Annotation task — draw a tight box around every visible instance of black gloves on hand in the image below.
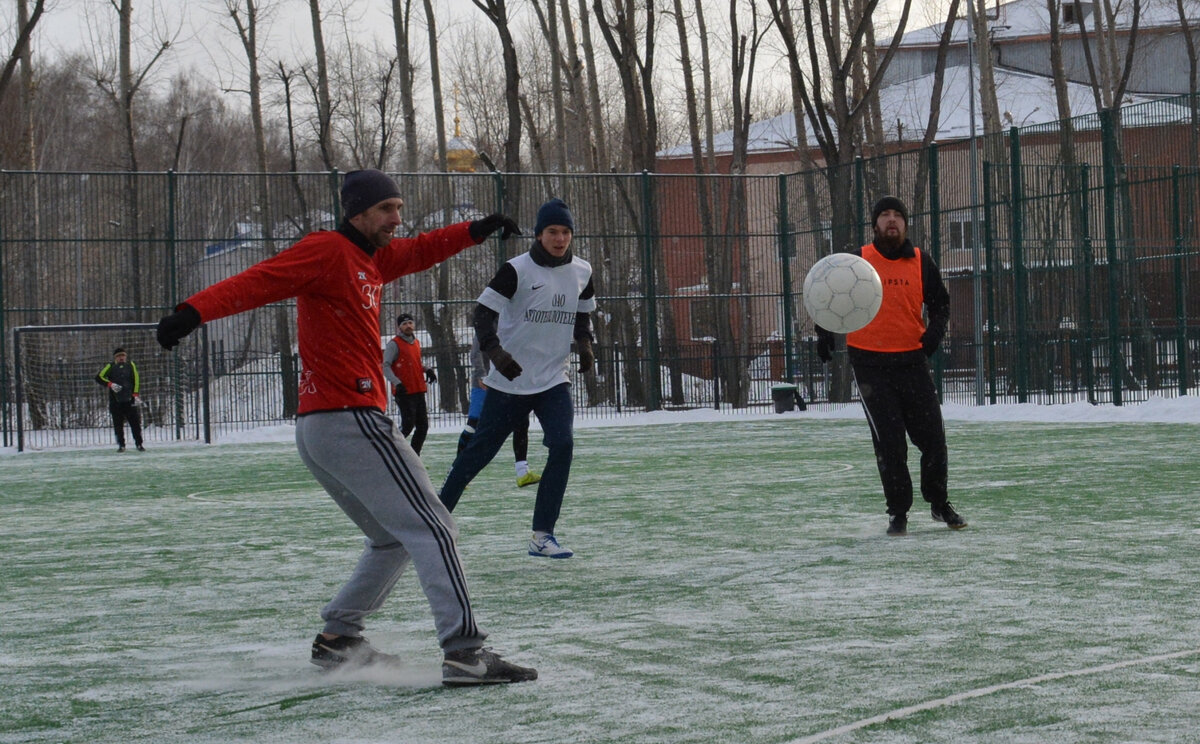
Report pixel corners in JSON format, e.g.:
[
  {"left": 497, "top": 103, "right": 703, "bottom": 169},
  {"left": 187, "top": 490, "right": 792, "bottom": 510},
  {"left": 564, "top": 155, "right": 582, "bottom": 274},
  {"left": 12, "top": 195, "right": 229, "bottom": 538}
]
[
  {"left": 424, "top": 368, "right": 437, "bottom": 384},
  {"left": 577, "top": 337, "right": 594, "bottom": 374},
  {"left": 816, "top": 328, "right": 834, "bottom": 363},
  {"left": 921, "top": 319, "right": 945, "bottom": 357},
  {"left": 485, "top": 346, "right": 523, "bottom": 381},
  {"left": 920, "top": 333, "right": 939, "bottom": 358},
  {"left": 468, "top": 213, "right": 521, "bottom": 243},
  {"left": 156, "top": 304, "right": 202, "bottom": 350},
  {"left": 394, "top": 382, "right": 407, "bottom": 396}
]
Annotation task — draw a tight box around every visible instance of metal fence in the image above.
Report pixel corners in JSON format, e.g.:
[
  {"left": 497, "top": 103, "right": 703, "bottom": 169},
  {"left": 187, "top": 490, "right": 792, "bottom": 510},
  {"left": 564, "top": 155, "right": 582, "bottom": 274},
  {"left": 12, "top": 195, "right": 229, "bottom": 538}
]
[{"left": 3, "top": 96, "right": 1198, "bottom": 449}]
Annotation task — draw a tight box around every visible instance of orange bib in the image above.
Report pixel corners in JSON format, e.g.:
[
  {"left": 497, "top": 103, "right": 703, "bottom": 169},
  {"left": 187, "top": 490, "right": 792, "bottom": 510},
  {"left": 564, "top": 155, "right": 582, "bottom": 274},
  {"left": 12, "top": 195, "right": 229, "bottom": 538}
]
[{"left": 846, "top": 244, "right": 925, "bottom": 352}]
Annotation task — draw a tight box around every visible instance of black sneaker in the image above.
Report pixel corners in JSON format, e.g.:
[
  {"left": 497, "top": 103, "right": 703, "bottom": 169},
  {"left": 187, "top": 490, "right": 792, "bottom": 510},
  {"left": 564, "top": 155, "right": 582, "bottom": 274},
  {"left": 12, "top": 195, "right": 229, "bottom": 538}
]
[
  {"left": 887, "top": 514, "right": 908, "bottom": 536},
  {"left": 442, "top": 647, "right": 538, "bottom": 687},
  {"left": 310, "top": 634, "right": 400, "bottom": 670},
  {"left": 931, "top": 501, "right": 968, "bottom": 530},
  {"left": 136, "top": 444, "right": 146, "bottom": 452},
  {"left": 117, "top": 446, "right": 125, "bottom": 453}
]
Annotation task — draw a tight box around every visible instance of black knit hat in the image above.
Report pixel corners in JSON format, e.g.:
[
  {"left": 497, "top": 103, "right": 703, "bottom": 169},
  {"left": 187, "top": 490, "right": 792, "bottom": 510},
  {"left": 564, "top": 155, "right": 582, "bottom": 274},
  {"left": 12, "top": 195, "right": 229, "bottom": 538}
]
[
  {"left": 396, "top": 313, "right": 414, "bottom": 326},
  {"left": 341, "top": 169, "right": 402, "bottom": 219},
  {"left": 871, "top": 195, "right": 908, "bottom": 226},
  {"left": 113, "top": 347, "right": 126, "bottom": 356},
  {"left": 534, "top": 198, "right": 575, "bottom": 235}
]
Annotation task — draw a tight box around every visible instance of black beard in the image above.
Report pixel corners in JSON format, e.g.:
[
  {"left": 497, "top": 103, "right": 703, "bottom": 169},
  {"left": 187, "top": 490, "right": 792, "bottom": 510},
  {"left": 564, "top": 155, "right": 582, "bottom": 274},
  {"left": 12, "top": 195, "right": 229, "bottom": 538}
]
[{"left": 873, "top": 228, "right": 905, "bottom": 254}]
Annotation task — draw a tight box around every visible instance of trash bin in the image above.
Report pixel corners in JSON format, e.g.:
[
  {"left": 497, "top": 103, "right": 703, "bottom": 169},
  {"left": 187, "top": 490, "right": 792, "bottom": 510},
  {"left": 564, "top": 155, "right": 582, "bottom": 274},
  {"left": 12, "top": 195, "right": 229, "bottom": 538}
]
[{"left": 771, "top": 383, "right": 799, "bottom": 413}]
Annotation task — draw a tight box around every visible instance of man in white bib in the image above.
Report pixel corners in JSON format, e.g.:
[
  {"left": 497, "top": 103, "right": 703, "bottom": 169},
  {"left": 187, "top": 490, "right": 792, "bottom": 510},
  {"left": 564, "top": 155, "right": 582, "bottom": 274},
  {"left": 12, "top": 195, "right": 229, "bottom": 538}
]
[{"left": 438, "top": 198, "right": 597, "bottom": 558}]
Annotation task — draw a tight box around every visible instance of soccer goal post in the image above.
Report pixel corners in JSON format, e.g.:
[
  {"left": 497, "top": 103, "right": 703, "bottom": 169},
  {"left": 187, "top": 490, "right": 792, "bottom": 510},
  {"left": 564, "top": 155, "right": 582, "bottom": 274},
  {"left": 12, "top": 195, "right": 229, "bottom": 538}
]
[{"left": 13, "top": 323, "right": 209, "bottom": 452}]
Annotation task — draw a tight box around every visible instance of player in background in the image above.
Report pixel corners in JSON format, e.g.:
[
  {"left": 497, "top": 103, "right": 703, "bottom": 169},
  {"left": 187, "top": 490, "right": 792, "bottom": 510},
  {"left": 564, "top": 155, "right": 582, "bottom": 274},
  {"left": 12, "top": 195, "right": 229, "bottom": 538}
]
[
  {"left": 155, "top": 169, "right": 537, "bottom": 686},
  {"left": 458, "top": 335, "right": 542, "bottom": 488},
  {"left": 383, "top": 312, "right": 436, "bottom": 455},
  {"left": 439, "top": 198, "right": 596, "bottom": 559},
  {"left": 95, "top": 347, "right": 145, "bottom": 452},
  {"left": 815, "top": 196, "right": 965, "bottom": 536}
]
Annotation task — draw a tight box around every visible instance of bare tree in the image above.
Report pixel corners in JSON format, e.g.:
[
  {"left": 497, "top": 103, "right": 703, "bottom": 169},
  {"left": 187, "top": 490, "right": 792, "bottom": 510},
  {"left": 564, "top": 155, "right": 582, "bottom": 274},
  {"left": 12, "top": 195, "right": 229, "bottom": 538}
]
[
  {"left": 472, "top": 0, "right": 523, "bottom": 190},
  {"left": 1074, "top": 0, "right": 1150, "bottom": 390},
  {"left": 306, "top": 0, "right": 336, "bottom": 169},
  {"left": 0, "top": 0, "right": 44, "bottom": 101},
  {"left": 87, "top": 0, "right": 177, "bottom": 318},
  {"left": 223, "top": 0, "right": 299, "bottom": 416},
  {"left": 767, "top": 0, "right": 912, "bottom": 400},
  {"left": 910, "top": 0, "right": 961, "bottom": 221},
  {"left": 424, "top": 0, "right": 448, "bottom": 172},
  {"left": 392, "top": 0, "right": 420, "bottom": 171},
  {"left": 593, "top": 0, "right": 658, "bottom": 172}
]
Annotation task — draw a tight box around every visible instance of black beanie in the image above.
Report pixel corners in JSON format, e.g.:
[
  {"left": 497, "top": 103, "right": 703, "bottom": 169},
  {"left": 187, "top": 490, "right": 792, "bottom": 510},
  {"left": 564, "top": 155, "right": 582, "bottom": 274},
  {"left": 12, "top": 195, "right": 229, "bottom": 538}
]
[
  {"left": 534, "top": 198, "right": 575, "bottom": 235},
  {"left": 871, "top": 195, "right": 908, "bottom": 226},
  {"left": 396, "top": 312, "right": 414, "bottom": 326},
  {"left": 113, "top": 347, "right": 126, "bottom": 356},
  {"left": 341, "top": 169, "right": 402, "bottom": 219}
]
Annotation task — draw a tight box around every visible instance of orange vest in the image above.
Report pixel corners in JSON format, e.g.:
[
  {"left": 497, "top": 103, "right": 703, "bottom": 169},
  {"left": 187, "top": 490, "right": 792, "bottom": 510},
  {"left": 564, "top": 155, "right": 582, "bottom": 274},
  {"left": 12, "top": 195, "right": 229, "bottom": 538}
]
[
  {"left": 846, "top": 244, "right": 926, "bottom": 353},
  {"left": 389, "top": 335, "right": 428, "bottom": 394}
]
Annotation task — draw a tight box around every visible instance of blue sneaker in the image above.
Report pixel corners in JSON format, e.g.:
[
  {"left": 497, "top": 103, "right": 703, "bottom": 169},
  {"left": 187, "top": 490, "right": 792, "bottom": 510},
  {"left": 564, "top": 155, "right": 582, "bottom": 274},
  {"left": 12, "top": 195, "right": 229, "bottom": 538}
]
[{"left": 528, "top": 533, "right": 573, "bottom": 558}]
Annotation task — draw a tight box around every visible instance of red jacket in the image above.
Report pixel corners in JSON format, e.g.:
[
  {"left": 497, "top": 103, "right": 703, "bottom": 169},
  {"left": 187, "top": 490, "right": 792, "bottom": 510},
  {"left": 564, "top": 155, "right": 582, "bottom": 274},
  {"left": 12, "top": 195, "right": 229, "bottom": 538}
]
[{"left": 185, "top": 222, "right": 476, "bottom": 414}]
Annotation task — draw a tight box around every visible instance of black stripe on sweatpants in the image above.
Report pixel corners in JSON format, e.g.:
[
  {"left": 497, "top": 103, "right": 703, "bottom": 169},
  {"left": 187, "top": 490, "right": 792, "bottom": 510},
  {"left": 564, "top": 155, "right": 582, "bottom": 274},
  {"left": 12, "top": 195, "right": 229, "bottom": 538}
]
[{"left": 352, "top": 408, "right": 478, "bottom": 638}]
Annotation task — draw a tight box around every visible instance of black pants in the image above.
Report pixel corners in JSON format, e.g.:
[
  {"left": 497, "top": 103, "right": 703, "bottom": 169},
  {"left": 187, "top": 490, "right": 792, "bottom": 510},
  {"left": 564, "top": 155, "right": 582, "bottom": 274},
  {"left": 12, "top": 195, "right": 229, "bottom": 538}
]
[
  {"left": 853, "top": 361, "right": 948, "bottom": 517},
  {"left": 394, "top": 391, "right": 429, "bottom": 454},
  {"left": 110, "top": 401, "right": 143, "bottom": 448}
]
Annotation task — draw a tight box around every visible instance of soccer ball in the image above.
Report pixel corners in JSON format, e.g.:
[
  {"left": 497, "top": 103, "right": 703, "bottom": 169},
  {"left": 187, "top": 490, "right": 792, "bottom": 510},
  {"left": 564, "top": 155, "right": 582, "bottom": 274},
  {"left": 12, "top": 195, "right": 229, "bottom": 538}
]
[{"left": 802, "top": 253, "right": 883, "bottom": 333}]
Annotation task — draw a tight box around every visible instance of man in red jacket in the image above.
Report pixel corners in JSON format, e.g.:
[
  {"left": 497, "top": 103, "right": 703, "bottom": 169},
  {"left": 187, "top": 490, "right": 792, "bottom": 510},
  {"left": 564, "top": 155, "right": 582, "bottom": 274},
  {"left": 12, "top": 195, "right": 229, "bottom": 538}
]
[{"left": 155, "top": 169, "right": 536, "bottom": 686}]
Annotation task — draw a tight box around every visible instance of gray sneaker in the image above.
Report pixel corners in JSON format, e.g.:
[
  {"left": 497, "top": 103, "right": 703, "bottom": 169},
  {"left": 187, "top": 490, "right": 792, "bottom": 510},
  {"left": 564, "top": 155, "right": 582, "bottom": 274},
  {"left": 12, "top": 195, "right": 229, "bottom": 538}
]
[{"left": 442, "top": 647, "right": 538, "bottom": 687}]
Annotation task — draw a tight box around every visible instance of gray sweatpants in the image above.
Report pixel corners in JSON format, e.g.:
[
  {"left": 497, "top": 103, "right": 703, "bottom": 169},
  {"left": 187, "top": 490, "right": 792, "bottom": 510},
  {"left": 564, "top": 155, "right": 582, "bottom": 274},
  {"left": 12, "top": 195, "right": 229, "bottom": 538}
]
[{"left": 295, "top": 408, "right": 485, "bottom": 652}]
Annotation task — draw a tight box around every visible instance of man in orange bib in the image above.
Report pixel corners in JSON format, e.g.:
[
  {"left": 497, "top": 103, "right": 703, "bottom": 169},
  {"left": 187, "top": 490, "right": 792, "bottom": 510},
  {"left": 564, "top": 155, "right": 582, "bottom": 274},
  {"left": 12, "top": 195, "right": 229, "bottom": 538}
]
[{"left": 816, "top": 196, "right": 966, "bottom": 536}]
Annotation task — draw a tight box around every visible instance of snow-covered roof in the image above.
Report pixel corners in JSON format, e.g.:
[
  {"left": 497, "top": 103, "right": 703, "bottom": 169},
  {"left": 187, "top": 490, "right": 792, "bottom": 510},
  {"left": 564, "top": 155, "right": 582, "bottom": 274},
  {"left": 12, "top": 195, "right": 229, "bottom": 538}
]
[
  {"left": 657, "top": 63, "right": 1182, "bottom": 159},
  {"left": 899, "top": 0, "right": 1200, "bottom": 47}
]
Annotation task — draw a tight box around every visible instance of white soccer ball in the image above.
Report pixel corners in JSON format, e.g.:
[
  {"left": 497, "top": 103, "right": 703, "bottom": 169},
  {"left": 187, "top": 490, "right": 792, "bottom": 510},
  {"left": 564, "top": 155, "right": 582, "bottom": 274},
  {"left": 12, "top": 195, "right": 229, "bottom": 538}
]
[{"left": 802, "top": 253, "right": 884, "bottom": 334}]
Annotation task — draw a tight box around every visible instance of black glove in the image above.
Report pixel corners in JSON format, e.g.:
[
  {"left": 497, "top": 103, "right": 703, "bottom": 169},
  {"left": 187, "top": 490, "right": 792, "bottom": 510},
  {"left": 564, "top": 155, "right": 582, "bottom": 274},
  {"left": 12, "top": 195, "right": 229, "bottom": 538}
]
[
  {"left": 816, "top": 328, "right": 834, "bottom": 363},
  {"left": 485, "top": 346, "right": 522, "bottom": 381},
  {"left": 424, "top": 367, "right": 437, "bottom": 383},
  {"left": 921, "top": 320, "right": 945, "bottom": 357},
  {"left": 156, "top": 304, "right": 202, "bottom": 350},
  {"left": 394, "top": 382, "right": 407, "bottom": 396},
  {"left": 577, "top": 337, "right": 594, "bottom": 374},
  {"left": 469, "top": 213, "right": 521, "bottom": 242},
  {"left": 920, "top": 333, "right": 939, "bottom": 358}
]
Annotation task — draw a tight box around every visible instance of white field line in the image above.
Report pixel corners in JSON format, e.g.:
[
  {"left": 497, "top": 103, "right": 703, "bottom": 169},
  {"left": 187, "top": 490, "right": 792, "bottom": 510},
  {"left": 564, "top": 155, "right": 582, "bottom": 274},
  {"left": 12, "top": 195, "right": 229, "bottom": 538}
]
[{"left": 789, "top": 648, "right": 1200, "bottom": 744}]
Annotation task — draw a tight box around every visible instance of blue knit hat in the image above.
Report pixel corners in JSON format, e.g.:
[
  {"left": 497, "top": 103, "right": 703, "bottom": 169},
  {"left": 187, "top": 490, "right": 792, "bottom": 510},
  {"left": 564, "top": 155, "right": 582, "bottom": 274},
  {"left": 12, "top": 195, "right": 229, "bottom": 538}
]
[
  {"left": 534, "top": 198, "right": 574, "bottom": 235},
  {"left": 341, "top": 169, "right": 402, "bottom": 219}
]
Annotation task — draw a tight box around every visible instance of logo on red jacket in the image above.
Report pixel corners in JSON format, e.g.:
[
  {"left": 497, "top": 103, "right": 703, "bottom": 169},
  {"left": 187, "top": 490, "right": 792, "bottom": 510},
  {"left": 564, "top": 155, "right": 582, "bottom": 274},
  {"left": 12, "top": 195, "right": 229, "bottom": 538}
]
[{"left": 356, "top": 378, "right": 373, "bottom": 393}]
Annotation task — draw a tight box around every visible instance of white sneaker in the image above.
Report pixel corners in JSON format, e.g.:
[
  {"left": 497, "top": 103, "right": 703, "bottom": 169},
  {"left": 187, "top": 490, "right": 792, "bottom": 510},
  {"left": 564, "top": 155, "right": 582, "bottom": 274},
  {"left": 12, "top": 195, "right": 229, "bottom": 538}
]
[{"left": 528, "top": 533, "right": 573, "bottom": 558}]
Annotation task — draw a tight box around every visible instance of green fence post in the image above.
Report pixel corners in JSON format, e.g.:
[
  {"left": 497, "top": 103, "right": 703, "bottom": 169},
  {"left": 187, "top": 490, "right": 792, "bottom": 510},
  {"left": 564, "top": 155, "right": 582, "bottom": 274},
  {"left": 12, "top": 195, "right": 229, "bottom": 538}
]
[
  {"left": 641, "top": 171, "right": 661, "bottom": 411},
  {"left": 983, "top": 161, "right": 998, "bottom": 403},
  {"left": 928, "top": 144, "right": 944, "bottom": 399},
  {"left": 166, "top": 169, "right": 184, "bottom": 441},
  {"left": 1171, "top": 165, "right": 1190, "bottom": 394},
  {"left": 1080, "top": 164, "right": 1096, "bottom": 401},
  {"left": 0, "top": 173, "right": 7, "bottom": 447},
  {"left": 854, "top": 157, "right": 865, "bottom": 250},
  {"left": 1100, "top": 108, "right": 1122, "bottom": 405},
  {"left": 1009, "top": 127, "right": 1028, "bottom": 403},
  {"left": 777, "top": 174, "right": 796, "bottom": 382}
]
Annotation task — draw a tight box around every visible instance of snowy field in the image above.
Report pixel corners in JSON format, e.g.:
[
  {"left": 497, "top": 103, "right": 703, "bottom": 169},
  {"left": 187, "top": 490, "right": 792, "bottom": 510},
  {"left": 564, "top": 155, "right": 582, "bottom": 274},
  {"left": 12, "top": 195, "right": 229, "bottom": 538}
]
[{"left": 3, "top": 396, "right": 1199, "bottom": 743}]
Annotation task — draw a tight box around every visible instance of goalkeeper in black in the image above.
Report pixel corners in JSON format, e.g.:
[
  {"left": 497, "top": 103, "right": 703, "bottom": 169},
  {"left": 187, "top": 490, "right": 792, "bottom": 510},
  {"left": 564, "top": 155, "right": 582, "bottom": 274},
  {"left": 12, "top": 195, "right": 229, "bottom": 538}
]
[
  {"left": 816, "top": 196, "right": 964, "bottom": 536},
  {"left": 95, "top": 347, "right": 145, "bottom": 452}
]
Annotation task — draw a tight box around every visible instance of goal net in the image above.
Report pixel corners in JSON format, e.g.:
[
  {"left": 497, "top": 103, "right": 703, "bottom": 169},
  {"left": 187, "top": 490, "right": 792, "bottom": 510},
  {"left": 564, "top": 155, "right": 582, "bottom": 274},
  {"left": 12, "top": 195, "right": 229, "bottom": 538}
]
[{"left": 13, "top": 323, "right": 204, "bottom": 451}]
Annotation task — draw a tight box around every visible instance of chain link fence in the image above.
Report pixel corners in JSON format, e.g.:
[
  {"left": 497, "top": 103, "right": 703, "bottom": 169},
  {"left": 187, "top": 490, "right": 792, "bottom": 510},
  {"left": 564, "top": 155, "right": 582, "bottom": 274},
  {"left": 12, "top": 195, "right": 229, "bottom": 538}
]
[{"left": 3, "top": 97, "right": 1198, "bottom": 449}]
